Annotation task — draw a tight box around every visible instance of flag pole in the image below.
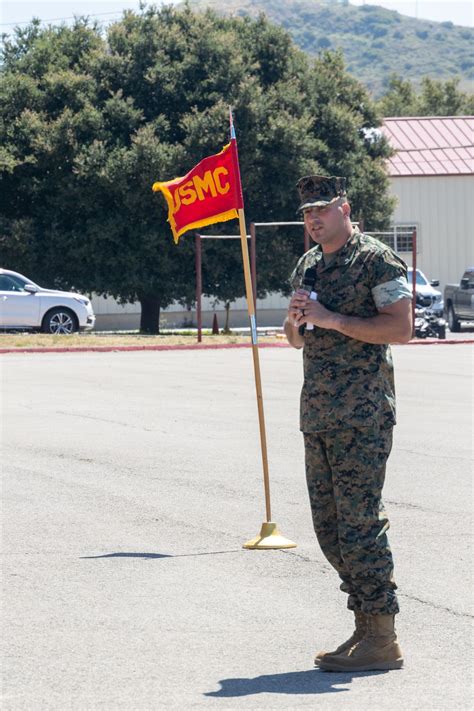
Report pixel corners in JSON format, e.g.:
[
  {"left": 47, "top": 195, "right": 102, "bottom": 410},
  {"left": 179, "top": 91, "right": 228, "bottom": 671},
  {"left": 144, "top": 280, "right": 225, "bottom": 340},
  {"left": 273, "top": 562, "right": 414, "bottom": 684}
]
[{"left": 229, "top": 108, "right": 296, "bottom": 550}]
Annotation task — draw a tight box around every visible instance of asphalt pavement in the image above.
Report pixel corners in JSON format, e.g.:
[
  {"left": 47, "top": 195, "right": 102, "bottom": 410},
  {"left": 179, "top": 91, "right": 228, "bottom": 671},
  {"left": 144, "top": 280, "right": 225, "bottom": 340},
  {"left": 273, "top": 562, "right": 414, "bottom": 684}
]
[{"left": 1, "top": 344, "right": 473, "bottom": 710}]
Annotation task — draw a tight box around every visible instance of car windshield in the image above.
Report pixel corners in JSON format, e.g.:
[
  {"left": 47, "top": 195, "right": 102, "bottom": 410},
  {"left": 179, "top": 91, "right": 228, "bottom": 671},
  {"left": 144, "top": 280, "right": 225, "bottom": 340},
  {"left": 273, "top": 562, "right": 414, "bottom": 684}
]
[{"left": 408, "top": 269, "right": 428, "bottom": 286}]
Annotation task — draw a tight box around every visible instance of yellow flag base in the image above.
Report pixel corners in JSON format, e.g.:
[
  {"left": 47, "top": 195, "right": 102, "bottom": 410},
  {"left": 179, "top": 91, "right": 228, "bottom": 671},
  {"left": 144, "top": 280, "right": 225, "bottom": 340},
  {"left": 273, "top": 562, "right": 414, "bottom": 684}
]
[{"left": 243, "top": 522, "right": 297, "bottom": 550}]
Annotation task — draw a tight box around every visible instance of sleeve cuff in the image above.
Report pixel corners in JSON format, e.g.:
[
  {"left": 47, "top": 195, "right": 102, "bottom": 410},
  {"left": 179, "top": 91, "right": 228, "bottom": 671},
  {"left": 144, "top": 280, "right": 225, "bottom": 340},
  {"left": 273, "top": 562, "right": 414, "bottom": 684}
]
[{"left": 372, "top": 277, "right": 412, "bottom": 309}]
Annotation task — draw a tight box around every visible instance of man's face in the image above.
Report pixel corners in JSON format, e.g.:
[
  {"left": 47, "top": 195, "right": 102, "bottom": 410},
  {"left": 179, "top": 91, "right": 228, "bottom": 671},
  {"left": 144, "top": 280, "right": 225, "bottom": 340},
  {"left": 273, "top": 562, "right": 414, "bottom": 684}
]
[{"left": 303, "top": 200, "right": 350, "bottom": 250}]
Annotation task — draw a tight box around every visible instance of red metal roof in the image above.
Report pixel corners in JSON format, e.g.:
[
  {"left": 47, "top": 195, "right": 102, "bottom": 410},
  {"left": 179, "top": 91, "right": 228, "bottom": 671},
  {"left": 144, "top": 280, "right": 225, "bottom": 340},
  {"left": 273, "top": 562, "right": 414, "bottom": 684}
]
[{"left": 382, "top": 116, "right": 474, "bottom": 177}]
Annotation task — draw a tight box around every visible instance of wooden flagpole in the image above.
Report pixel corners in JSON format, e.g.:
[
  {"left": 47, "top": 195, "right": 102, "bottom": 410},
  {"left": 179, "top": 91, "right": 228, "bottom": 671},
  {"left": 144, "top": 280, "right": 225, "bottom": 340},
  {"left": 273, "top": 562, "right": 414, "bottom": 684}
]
[
  {"left": 237, "top": 208, "right": 271, "bottom": 522},
  {"left": 229, "top": 109, "right": 296, "bottom": 550}
]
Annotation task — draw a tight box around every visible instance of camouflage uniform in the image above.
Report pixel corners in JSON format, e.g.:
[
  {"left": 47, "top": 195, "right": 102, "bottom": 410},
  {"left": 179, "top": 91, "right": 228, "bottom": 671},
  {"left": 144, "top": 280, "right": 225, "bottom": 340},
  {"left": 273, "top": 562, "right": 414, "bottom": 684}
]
[{"left": 290, "top": 228, "right": 408, "bottom": 615}]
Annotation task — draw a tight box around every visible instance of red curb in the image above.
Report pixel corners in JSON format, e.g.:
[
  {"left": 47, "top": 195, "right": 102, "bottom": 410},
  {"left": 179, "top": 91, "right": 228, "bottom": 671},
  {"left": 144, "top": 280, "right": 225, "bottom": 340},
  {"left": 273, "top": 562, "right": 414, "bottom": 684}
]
[
  {"left": 405, "top": 339, "right": 474, "bottom": 345},
  {"left": 0, "top": 342, "right": 292, "bottom": 354},
  {"left": 0, "top": 339, "right": 472, "bottom": 354}
]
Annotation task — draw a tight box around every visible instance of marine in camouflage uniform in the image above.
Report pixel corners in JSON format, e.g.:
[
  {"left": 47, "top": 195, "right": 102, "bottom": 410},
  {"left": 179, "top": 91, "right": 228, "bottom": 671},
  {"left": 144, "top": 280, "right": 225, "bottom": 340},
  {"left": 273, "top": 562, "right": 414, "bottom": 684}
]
[
  {"left": 290, "top": 227, "right": 407, "bottom": 615},
  {"left": 286, "top": 175, "right": 412, "bottom": 671}
]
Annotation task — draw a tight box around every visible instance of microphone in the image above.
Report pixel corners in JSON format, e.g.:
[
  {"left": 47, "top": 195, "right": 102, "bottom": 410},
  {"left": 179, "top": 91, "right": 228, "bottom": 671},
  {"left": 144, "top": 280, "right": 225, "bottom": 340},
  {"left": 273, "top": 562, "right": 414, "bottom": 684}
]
[{"left": 301, "top": 267, "right": 318, "bottom": 331}]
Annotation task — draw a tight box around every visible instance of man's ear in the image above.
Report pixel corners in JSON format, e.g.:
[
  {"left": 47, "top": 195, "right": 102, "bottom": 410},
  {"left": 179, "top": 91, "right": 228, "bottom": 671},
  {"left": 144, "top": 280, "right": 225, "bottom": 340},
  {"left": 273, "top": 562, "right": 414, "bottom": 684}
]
[{"left": 342, "top": 201, "right": 351, "bottom": 217}]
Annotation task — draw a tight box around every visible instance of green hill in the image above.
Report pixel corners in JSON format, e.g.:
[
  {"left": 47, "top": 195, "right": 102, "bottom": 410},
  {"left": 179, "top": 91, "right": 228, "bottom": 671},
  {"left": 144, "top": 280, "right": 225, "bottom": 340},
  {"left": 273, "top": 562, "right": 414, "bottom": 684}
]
[{"left": 186, "top": 0, "right": 473, "bottom": 96}]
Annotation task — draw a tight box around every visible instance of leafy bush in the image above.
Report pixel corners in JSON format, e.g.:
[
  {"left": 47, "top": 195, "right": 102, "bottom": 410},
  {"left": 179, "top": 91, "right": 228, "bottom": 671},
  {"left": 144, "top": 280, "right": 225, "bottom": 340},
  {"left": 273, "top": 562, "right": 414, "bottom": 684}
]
[
  {"left": 362, "top": 50, "right": 379, "bottom": 62},
  {"left": 371, "top": 26, "right": 388, "bottom": 38},
  {"left": 317, "top": 37, "right": 332, "bottom": 49}
]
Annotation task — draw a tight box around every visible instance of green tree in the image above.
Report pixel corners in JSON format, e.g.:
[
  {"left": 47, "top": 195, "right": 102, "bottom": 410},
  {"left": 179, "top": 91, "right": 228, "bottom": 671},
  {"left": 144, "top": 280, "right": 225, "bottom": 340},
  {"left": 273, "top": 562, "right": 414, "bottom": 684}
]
[
  {"left": 417, "top": 77, "right": 474, "bottom": 115},
  {"left": 305, "top": 51, "right": 395, "bottom": 229},
  {"left": 377, "top": 75, "right": 418, "bottom": 116},
  {"left": 0, "top": 16, "right": 200, "bottom": 332},
  {"left": 1, "top": 6, "right": 395, "bottom": 332},
  {"left": 378, "top": 74, "right": 474, "bottom": 116}
]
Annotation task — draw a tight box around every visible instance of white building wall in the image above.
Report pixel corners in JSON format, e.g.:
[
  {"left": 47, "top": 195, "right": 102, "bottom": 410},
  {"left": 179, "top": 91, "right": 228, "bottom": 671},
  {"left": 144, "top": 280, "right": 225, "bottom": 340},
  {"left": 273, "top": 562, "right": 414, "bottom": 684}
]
[
  {"left": 90, "top": 294, "right": 141, "bottom": 330},
  {"left": 389, "top": 175, "right": 473, "bottom": 289},
  {"left": 90, "top": 291, "right": 290, "bottom": 330}
]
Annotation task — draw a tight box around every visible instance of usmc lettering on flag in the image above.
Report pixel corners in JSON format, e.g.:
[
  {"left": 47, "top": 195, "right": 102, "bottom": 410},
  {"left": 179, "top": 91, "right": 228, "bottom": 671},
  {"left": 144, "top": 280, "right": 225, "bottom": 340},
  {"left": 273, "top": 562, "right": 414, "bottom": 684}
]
[
  {"left": 172, "top": 166, "right": 230, "bottom": 209},
  {"left": 153, "top": 142, "right": 243, "bottom": 243}
]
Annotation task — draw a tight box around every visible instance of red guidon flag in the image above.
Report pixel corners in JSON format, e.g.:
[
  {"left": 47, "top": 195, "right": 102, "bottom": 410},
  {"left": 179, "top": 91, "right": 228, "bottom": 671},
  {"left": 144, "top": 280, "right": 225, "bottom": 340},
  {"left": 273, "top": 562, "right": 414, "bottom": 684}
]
[{"left": 152, "top": 142, "right": 243, "bottom": 243}]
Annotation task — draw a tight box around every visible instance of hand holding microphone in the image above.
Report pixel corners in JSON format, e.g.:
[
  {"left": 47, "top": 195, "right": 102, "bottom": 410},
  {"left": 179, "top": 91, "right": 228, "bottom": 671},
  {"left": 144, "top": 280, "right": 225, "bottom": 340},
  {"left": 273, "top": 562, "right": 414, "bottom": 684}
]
[
  {"left": 288, "top": 267, "right": 318, "bottom": 333},
  {"left": 288, "top": 267, "right": 337, "bottom": 334}
]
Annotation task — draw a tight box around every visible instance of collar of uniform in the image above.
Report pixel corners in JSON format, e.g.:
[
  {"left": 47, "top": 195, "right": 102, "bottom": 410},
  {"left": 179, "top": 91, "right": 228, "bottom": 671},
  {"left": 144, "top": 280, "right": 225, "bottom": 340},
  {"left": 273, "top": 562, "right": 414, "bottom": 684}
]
[{"left": 317, "top": 227, "right": 360, "bottom": 272}]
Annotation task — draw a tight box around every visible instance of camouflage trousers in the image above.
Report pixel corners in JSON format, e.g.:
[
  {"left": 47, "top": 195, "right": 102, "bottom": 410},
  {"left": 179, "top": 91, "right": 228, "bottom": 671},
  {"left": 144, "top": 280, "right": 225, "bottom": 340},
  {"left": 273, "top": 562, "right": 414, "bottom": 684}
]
[{"left": 303, "top": 426, "right": 399, "bottom": 615}]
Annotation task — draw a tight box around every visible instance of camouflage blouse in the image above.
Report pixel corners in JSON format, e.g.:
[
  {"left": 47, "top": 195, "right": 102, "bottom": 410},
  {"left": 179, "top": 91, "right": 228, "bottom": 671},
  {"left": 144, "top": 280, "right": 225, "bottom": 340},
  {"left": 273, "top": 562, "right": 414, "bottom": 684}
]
[{"left": 289, "top": 228, "right": 409, "bottom": 433}]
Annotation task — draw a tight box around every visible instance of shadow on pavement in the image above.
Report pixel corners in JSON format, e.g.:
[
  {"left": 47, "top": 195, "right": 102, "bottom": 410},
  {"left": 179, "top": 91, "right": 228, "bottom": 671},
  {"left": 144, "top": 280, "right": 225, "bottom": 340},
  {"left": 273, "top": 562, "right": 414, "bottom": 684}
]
[
  {"left": 80, "top": 549, "right": 242, "bottom": 560},
  {"left": 204, "top": 669, "right": 388, "bottom": 698}
]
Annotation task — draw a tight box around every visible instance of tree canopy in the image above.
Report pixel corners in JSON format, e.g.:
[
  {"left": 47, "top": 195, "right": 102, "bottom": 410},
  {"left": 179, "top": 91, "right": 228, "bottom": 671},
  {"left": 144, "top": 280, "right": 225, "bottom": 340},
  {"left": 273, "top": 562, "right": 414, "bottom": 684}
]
[
  {"left": 1, "top": 5, "right": 394, "bottom": 332},
  {"left": 377, "top": 75, "right": 474, "bottom": 117}
]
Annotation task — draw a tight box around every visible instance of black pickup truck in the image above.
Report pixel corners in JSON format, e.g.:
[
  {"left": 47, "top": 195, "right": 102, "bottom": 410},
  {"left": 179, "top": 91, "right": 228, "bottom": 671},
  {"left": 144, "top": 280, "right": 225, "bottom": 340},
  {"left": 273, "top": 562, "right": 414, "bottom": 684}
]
[{"left": 444, "top": 268, "right": 474, "bottom": 331}]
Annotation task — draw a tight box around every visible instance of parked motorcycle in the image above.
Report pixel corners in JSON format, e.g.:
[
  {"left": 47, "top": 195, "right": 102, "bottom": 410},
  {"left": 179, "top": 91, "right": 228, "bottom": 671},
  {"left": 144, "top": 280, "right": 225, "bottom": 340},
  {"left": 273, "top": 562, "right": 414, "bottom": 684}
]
[{"left": 414, "top": 294, "right": 446, "bottom": 339}]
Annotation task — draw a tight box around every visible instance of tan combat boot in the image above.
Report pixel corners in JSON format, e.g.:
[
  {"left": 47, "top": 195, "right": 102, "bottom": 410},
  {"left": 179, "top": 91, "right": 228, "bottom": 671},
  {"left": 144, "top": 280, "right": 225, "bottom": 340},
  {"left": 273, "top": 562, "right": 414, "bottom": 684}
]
[
  {"left": 319, "top": 614, "right": 404, "bottom": 672},
  {"left": 314, "top": 610, "right": 367, "bottom": 666}
]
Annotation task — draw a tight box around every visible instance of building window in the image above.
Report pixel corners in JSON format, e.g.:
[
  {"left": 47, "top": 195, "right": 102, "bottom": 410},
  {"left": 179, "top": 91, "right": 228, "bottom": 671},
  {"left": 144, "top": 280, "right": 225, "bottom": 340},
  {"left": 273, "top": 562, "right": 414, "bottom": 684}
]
[
  {"left": 368, "top": 224, "right": 418, "bottom": 253},
  {"left": 394, "top": 224, "right": 417, "bottom": 252}
]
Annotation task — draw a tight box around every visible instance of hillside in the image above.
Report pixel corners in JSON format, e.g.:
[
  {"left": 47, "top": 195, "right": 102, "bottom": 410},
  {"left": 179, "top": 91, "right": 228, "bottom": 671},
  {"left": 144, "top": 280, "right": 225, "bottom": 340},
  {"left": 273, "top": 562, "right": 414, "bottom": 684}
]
[{"left": 187, "top": 0, "right": 473, "bottom": 96}]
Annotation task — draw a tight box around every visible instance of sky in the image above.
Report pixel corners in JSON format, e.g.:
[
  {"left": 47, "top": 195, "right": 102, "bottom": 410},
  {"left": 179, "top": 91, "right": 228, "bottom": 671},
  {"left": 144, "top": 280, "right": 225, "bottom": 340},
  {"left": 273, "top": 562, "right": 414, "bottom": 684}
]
[{"left": 1, "top": 0, "right": 473, "bottom": 34}]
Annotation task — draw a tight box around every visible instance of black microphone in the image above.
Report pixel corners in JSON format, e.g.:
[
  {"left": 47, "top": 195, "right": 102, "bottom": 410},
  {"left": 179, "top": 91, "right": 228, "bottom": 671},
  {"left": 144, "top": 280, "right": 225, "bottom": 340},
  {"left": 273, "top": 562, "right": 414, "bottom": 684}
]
[{"left": 301, "top": 267, "right": 318, "bottom": 332}]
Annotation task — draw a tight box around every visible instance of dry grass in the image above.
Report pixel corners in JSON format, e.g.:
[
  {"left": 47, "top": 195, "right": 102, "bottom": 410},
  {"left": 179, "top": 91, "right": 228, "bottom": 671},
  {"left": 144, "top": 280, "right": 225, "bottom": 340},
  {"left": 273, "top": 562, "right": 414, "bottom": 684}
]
[{"left": 0, "top": 331, "right": 287, "bottom": 349}]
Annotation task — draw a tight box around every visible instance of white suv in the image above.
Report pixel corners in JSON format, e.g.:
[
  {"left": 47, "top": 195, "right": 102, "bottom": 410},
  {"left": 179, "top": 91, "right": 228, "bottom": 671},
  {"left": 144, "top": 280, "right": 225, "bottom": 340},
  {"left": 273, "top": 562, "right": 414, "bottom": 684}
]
[{"left": 0, "top": 269, "right": 96, "bottom": 334}]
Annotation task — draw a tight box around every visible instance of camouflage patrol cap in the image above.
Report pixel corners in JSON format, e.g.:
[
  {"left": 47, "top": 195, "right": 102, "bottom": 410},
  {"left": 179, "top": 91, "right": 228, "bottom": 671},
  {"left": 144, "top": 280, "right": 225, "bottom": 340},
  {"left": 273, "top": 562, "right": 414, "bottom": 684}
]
[{"left": 296, "top": 175, "right": 347, "bottom": 211}]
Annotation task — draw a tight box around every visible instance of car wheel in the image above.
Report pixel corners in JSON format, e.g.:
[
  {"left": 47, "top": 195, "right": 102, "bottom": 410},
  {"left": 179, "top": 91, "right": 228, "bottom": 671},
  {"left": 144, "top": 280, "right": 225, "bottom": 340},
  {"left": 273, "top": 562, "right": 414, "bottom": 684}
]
[
  {"left": 41, "top": 307, "right": 78, "bottom": 334},
  {"left": 447, "top": 305, "right": 460, "bottom": 333}
]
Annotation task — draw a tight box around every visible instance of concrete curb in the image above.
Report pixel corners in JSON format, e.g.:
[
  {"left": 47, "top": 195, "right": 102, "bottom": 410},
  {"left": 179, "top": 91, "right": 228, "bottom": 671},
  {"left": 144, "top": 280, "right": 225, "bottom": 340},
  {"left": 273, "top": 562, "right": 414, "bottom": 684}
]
[{"left": 0, "top": 339, "right": 473, "bottom": 354}]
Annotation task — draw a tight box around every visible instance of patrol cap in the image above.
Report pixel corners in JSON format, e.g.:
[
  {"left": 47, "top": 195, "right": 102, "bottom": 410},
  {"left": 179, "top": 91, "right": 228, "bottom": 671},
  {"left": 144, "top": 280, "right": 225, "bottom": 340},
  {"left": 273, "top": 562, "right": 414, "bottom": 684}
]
[{"left": 296, "top": 175, "right": 347, "bottom": 212}]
